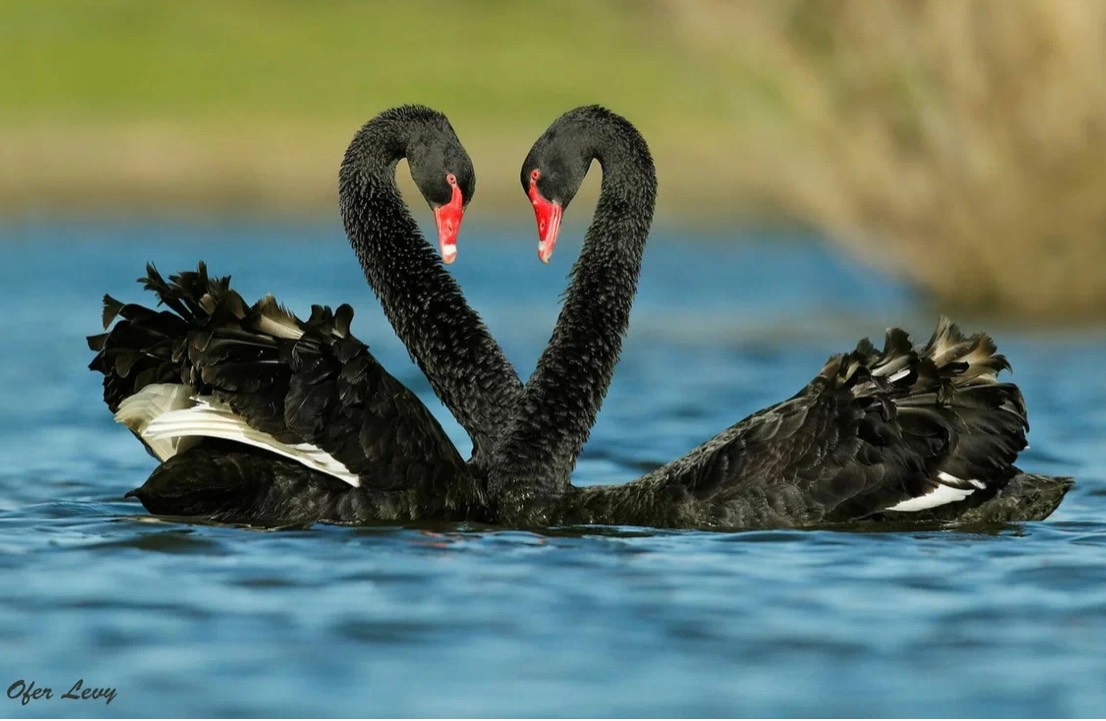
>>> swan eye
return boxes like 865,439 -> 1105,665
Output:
446,173 -> 457,186
530,169 -> 540,182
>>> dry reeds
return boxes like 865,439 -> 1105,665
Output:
661,0 -> 1106,320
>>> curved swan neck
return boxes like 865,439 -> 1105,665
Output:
338,110 -> 520,457
490,112 -> 657,520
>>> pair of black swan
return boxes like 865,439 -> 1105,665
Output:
89,105 -> 1072,529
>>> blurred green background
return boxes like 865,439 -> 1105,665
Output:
3,0 -> 1105,319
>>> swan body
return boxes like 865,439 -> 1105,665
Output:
494,105 -> 1072,529
89,106 -> 519,525
553,319 -> 1071,528
89,264 -> 482,524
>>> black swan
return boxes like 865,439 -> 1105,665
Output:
487,105 -> 1073,529
89,106 -> 521,525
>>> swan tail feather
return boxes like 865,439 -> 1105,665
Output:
818,317 -> 1030,512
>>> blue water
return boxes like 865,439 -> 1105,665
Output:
1,220 -> 1104,717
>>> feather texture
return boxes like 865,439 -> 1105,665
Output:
90,263 -> 477,520
557,318 -> 1070,529
128,389 -> 362,487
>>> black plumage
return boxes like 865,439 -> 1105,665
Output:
89,104 -> 1072,531
557,320 -> 1068,529
491,106 -> 1072,529
89,106 -> 518,525
92,264 -> 487,523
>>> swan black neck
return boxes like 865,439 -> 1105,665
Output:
338,106 -> 520,458
491,107 -> 657,521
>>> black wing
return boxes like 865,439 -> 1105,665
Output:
88,263 -> 465,492
666,319 -> 1029,526
568,319 -> 1042,529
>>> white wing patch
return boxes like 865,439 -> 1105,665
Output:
939,471 -> 987,490
884,471 -> 983,512
115,383 -> 198,462
115,384 -> 360,487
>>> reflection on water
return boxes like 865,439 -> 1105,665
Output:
0,220 -> 1103,717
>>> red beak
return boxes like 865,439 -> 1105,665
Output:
528,179 -> 562,264
433,181 -> 464,264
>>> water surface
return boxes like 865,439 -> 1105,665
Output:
0,221 -> 1103,717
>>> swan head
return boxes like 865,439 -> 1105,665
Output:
407,114 -> 476,265
521,134 -> 587,264
341,106 -> 477,265
521,106 -> 623,263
